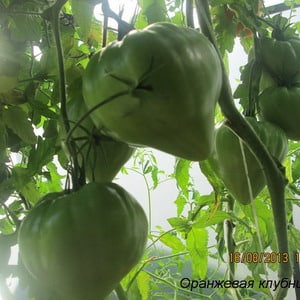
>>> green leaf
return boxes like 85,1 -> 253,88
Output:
288,224 -> 300,252
193,211 -> 231,228
167,217 -> 191,233
174,159 -> 191,193
0,178 -> 15,205
211,5 -> 236,55
137,271 -> 151,300
159,232 -> 185,252
174,194 -> 187,216
29,100 -> 58,119
2,106 -> 36,144
186,228 -> 208,279
138,0 -> 167,24
27,136 -> 58,175
71,0 -> 94,42
10,15 -> 42,42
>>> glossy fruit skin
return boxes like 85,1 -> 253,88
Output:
82,22 -> 222,161
18,183 -> 148,300
258,86 -> 300,140
67,95 -> 135,182
259,37 -> 300,85
210,118 -> 288,205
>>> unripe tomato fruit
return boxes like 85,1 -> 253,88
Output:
18,183 -> 148,300
259,86 -> 300,140
208,118 -> 288,205
82,22 -> 222,161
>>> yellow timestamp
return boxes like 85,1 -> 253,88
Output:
229,252 -> 291,263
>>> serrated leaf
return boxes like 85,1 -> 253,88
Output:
175,159 -> 191,193
194,211 -> 231,228
186,228 -> 208,279
2,106 -> 36,144
137,271 -> 151,300
174,194 -> 187,216
159,232 -> 185,252
150,166 -> 159,189
167,217 -> 191,233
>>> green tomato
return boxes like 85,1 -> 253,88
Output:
209,118 -> 288,205
66,94 -> 135,182
82,22 -> 222,161
18,183 -> 148,300
258,86 -> 300,140
259,37 -> 300,85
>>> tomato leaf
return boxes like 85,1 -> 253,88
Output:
2,106 -> 36,144
193,211 -> 231,228
174,159 -> 191,194
71,0 -> 94,42
186,227 -> 208,279
136,271 -> 151,300
27,136 -> 58,175
167,217 -> 191,233
159,232 -> 185,252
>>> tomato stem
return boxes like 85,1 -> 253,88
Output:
66,90 -> 129,146
196,1 -> 292,298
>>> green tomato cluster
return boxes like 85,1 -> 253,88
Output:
258,32 -> 300,140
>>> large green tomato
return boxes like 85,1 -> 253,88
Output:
18,183 -> 148,300
209,118 -> 288,205
82,22 -> 222,161
258,86 -> 300,140
66,93 -> 135,182
259,37 -> 300,85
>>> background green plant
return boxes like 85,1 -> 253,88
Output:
1,0 -> 300,299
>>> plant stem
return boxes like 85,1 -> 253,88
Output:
43,0 -> 84,190
195,1 -> 291,298
186,0 -> 194,28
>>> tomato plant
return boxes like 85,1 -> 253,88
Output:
1,1 -> 300,300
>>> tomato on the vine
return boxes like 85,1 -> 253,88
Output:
258,86 -> 300,140
18,183 -> 148,300
82,22 -> 222,161
259,37 -> 300,85
208,118 -> 288,205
